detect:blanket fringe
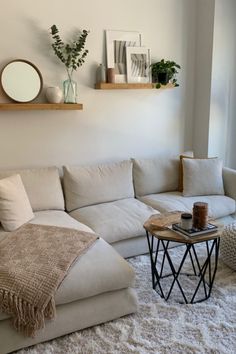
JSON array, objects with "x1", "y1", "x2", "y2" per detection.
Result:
[{"x1": 0, "y1": 289, "x2": 55, "y2": 337}]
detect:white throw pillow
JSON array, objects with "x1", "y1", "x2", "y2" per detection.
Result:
[
  {"x1": 182, "y1": 158, "x2": 224, "y2": 197},
  {"x1": 0, "y1": 174, "x2": 34, "y2": 231}
]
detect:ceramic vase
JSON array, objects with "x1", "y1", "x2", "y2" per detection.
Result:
[
  {"x1": 107, "y1": 68, "x2": 115, "y2": 83},
  {"x1": 96, "y1": 64, "x2": 106, "y2": 83},
  {"x1": 45, "y1": 86, "x2": 63, "y2": 103}
]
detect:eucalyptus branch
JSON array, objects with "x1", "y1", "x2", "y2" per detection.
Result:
[{"x1": 50, "y1": 24, "x2": 89, "y2": 70}]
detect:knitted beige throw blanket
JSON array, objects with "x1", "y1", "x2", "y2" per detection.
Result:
[{"x1": 0, "y1": 223, "x2": 97, "y2": 337}]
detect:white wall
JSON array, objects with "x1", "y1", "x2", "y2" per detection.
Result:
[
  {"x1": 208, "y1": 0, "x2": 236, "y2": 167},
  {"x1": 0, "y1": 0, "x2": 196, "y2": 169}
]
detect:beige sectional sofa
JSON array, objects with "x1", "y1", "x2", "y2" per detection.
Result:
[{"x1": 0, "y1": 156, "x2": 236, "y2": 353}]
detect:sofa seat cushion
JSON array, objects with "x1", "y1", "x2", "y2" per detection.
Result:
[
  {"x1": 0, "y1": 210, "x2": 93, "y2": 243},
  {"x1": 55, "y1": 238, "x2": 135, "y2": 305},
  {"x1": 30, "y1": 210, "x2": 93, "y2": 233},
  {"x1": 139, "y1": 192, "x2": 236, "y2": 219},
  {"x1": 70, "y1": 198, "x2": 159, "y2": 244}
]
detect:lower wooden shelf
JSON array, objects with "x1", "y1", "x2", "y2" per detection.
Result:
[
  {"x1": 0, "y1": 103, "x2": 83, "y2": 111},
  {"x1": 95, "y1": 82, "x2": 175, "y2": 90}
]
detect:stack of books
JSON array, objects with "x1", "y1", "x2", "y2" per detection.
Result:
[{"x1": 172, "y1": 222, "x2": 218, "y2": 237}]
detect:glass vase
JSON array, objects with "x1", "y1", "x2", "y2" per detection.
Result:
[{"x1": 63, "y1": 76, "x2": 77, "y2": 103}]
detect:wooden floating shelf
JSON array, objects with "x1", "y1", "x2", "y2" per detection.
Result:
[
  {"x1": 95, "y1": 83, "x2": 153, "y2": 89},
  {"x1": 95, "y1": 82, "x2": 175, "y2": 90},
  {"x1": 0, "y1": 103, "x2": 83, "y2": 111}
]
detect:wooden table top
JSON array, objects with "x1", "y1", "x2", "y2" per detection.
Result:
[{"x1": 144, "y1": 212, "x2": 223, "y2": 244}]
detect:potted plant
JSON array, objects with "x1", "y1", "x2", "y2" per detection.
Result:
[
  {"x1": 150, "y1": 59, "x2": 181, "y2": 89},
  {"x1": 50, "y1": 24, "x2": 89, "y2": 103}
]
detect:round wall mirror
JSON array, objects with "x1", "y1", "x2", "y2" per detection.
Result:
[{"x1": 1, "y1": 59, "x2": 43, "y2": 103}]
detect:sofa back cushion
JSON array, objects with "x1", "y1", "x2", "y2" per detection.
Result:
[
  {"x1": 132, "y1": 156, "x2": 179, "y2": 197},
  {"x1": 63, "y1": 160, "x2": 134, "y2": 211},
  {"x1": 0, "y1": 167, "x2": 64, "y2": 211}
]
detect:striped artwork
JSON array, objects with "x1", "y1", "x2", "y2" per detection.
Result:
[
  {"x1": 114, "y1": 40, "x2": 135, "y2": 74},
  {"x1": 130, "y1": 53, "x2": 148, "y2": 77},
  {"x1": 126, "y1": 46, "x2": 151, "y2": 83}
]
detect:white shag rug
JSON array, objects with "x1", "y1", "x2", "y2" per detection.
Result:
[{"x1": 16, "y1": 245, "x2": 236, "y2": 354}]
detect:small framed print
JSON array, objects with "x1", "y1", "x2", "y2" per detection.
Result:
[
  {"x1": 106, "y1": 30, "x2": 142, "y2": 83},
  {"x1": 126, "y1": 46, "x2": 151, "y2": 83}
]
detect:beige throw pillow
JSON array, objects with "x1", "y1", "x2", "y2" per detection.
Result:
[
  {"x1": 0, "y1": 174, "x2": 34, "y2": 231},
  {"x1": 182, "y1": 158, "x2": 224, "y2": 197}
]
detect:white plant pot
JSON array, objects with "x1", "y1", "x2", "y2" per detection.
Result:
[{"x1": 45, "y1": 86, "x2": 63, "y2": 103}]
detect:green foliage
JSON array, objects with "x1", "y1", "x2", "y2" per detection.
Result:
[
  {"x1": 150, "y1": 59, "x2": 181, "y2": 87},
  {"x1": 50, "y1": 24, "x2": 89, "y2": 71}
]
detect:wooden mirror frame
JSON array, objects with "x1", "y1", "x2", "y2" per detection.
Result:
[{"x1": 0, "y1": 59, "x2": 43, "y2": 103}]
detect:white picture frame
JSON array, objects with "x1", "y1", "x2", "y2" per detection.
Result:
[
  {"x1": 106, "y1": 30, "x2": 142, "y2": 83},
  {"x1": 126, "y1": 46, "x2": 151, "y2": 83}
]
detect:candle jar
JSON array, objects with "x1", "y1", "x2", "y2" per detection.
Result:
[
  {"x1": 181, "y1": 213, "x2": 193, "y2": 230},
  {"x1": 193, "y1": 202, "x2": 208, "y2": 229}
]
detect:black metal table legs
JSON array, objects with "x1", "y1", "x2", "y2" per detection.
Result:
[{"x1": 146, "y1": 231, "x2": 220, "y2": 304}]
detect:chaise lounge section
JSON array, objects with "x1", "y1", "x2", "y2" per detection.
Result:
[{"x1": 0, "y1": 166, "x2": 138, "y2": 354}]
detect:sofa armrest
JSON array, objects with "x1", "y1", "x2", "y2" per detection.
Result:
[{"x1": 223, "y1": 167, "x2": 236, "y2": 201}]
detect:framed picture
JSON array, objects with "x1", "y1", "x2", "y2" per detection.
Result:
[
  {"x1": 106, "y1": 30, "x2": 142, "y2": 83},
  {"x1": 126, "y1": 46, "x2": 151, "y2": 83}
]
